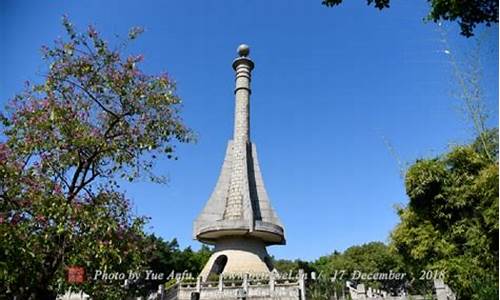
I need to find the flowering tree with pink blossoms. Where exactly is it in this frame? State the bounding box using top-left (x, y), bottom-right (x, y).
top-left (0, 17), bottom-right (193, 299)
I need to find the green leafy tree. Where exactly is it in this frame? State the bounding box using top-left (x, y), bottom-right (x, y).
top-left (322, 0), bottom-right (498, 37)
top-left (272, 257), bottom-right (315, 274)
top-left (138, 235), bottom-right (212, 295)
top-left (390, 129), bottom-right (498, 299)
top-left (312, 242), bottom-right (407, 295)
top-left (307, 276), bottom-right (340, 300)
top-left (0, 17), bottom-right (192, 299)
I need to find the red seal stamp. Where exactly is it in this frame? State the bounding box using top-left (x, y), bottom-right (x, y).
top-left (67, 266), bottom-right (85, 284)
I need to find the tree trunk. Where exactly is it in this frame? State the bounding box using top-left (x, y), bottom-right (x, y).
top-left (33, 288), bottom-right (58, 300)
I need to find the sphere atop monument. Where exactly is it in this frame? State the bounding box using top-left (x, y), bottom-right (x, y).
top-left (237, 44), bottom-right (250, 57)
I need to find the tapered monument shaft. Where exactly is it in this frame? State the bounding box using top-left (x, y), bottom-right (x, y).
top-left (194, 44), bottom-right (284, 279)
top-left (224, 45), bottom-right (254, 220)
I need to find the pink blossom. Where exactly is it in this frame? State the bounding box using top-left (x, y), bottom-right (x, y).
top-left (35, 214), bottom-right (46, 223)
top-left (159, 73), bottom-right (170, 81)
top-left (54, 184), bottom-right (62, 194)
top-left (0, 143), bottom-right (9, 162)
top-left (11, 213), bottom-right (21, 225)
top-left (87, 25), bottom-right (98, 38)
top-left (91, 128), bottom-right (100, 136)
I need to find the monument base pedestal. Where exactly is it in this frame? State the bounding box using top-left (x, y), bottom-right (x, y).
top-left (200, 237), bottom-right (273, 280)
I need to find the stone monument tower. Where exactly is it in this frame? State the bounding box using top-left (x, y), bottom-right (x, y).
top-left (194, 44), bottom-right (285, 279)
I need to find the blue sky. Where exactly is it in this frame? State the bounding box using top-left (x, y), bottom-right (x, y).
top-left (1, 0), bottom-right (498, 261)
